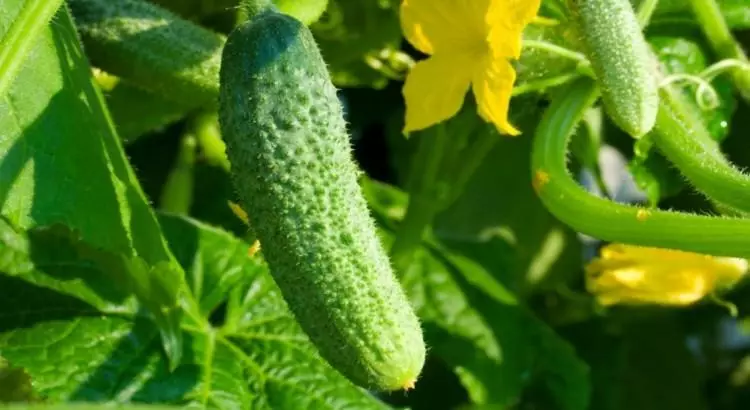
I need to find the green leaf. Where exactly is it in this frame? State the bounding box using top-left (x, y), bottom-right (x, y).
top-left (310, 0), bottom-right (405, 88)
top-left (0, 214), bottom-right (389, 408)
top-left (0, 217), bottom-right (138, 314)
top-left (0, 0), bottom-right (64, 96)
top-left (364, 179), bottom-right (590, 409)
top-left (156, 214), bottom-right (248, 316)
top-left (0, 3), bottom-right (184, 366)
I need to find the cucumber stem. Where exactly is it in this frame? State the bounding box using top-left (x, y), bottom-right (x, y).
top-left (636, 0), bottom-right (660, 28)
top-left (531, 78), bottom-right (750, 259)
top-left (687, 0), bottom-right (750, 102)
top-left (650, 84), bottom-right (750, 214)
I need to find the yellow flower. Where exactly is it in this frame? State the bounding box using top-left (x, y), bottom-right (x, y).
top-left (586, 244), bottom-right (748, 306)
top-left (399, 0), bottom-right (541, 135)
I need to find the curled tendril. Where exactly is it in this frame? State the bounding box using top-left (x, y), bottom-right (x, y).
top-left (659, 74), bottom-right (720, 110)
top-left (660, 59), bottom-right (750, 111)
top-left (700, 58), bottom-right (750, 81)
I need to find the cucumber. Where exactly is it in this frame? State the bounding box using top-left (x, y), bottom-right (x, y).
top-left (569, 0), bottom-right (659, 138)
top-left (218, 10), bottom-right (425, 391)
top-left (68, 0), bottom-right (225, 107)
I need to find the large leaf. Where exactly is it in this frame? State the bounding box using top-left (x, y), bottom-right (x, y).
top-left (0, 214), bottom-right (389, 408)
top-left (0, 3), bottom-right (184, 362)
top-left (364, 179), bottom-right (590, 409)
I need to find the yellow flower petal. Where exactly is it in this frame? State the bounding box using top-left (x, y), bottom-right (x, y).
top-left (402, 53), bottom-right (474, 133)
top-left (471, 57), bottom-right (519, 135)
top-left (585, 244), bottom-right (749, 306)
top-left (400, 0), bottom-right (490, 55)
top-left (486, 0), bottom-right (542, 59)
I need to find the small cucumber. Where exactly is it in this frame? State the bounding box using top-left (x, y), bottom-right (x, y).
top-left (569, 0), bottom-right (659, 138)
top-left (219, 10), bottom-right (425, 391)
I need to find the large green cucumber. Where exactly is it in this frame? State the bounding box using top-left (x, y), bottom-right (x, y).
top-left (218, 9), bottom-right (425, 391)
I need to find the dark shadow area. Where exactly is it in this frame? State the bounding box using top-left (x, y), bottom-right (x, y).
top-left (24, 223), bottom-right (133, 306)
top-left (124, 121), bottom-right (182, 205)
top-left (69, 315), bottom-right (200, 403)
top-left (344, 83), bottom-right (404, 185)
top-left (0, 275), bottom-right (100, 333)
top-left (69, 316), bottom-right (159, 401)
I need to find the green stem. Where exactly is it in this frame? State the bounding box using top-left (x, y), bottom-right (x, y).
top-left (160, 134), bottom-right (197, 214)
top-left (390, 122), bottom-right (500, 272)
top-left (190, 111), bottom-right (230, 171)
top-left (390, 127), bottom-right (449, 272)
top-left (0, 0), bottom-right (64, 97)
top-left (651, 85), bottom-right (750, 213)
top-left (390, 195), bottom-right (443, 272)
top-left (687, 0), bottom-right (750, 102)
top-left (513, 72), bottom-right (583, 96)
top-left (531, 78), bottom-right (750, 259)
top-left (636, 0), bottom-right (660, 28)
top-left (522, 40), bottom-right (594, 76)
top-left (445, 130), bottom-right (498, 205)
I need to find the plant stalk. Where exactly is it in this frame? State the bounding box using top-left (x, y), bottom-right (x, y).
top-left (651, 85), bottom-right (750, 214)
top-left (687, 0), bottom-right (750, 102)
top-left (531, 78), bottom-right (750, 259)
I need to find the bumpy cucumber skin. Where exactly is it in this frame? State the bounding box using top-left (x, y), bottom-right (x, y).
top-left (570, 0), bottom-right (658, 138)
top-left (219, 12), bottom-right (425, 391)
